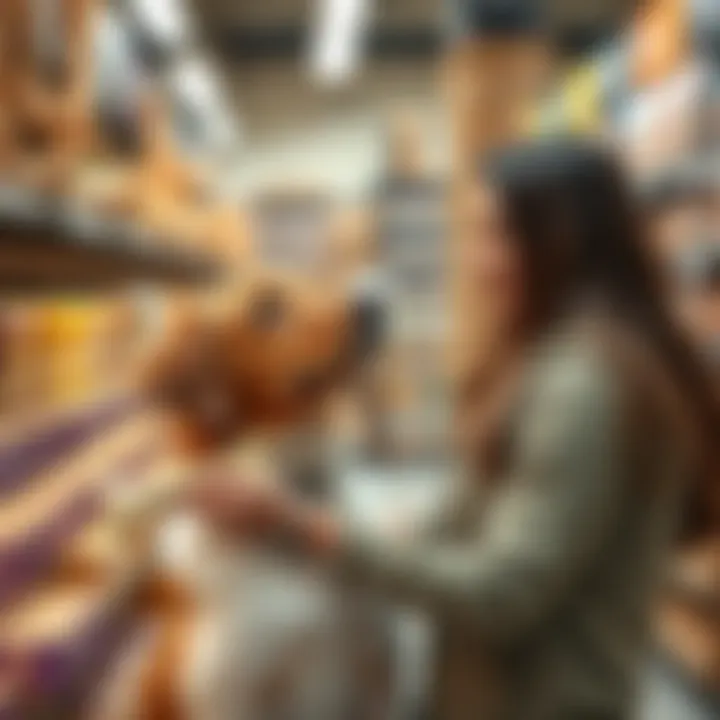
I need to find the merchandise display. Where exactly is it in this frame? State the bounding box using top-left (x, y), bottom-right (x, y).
top-left (0, 0), bottom-right (717, 718)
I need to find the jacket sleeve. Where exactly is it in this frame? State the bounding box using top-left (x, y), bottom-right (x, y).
top-left (332, 343), bottom-right (628, 646)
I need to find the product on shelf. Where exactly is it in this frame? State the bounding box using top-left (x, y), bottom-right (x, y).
top-left (0, 414), bottom-right (157, 605)
top-left (0, 266), bottom-right (385, 717)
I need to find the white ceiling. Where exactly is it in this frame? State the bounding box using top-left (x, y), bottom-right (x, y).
top-left (195, 0), bottom-right (441, 28)
top-left (195, 0), bottom-right (635, 32)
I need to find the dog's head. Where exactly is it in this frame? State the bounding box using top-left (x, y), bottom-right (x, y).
top-left (140, 271), bottom-right (385, 453)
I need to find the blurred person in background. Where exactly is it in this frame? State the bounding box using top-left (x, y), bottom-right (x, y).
top-left (639, 167), bottom-right (720, 720)
top-left (193, 139), bottom-right (719, 720)
top-left (642, 165), bottom-right (720, 375)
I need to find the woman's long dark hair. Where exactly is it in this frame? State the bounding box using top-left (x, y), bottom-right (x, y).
top-left (483, 138), bottom-right (718, 543)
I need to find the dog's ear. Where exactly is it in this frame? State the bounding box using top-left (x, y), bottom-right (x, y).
top-left (134, 302), bottom-right (200, 403)
top-left (136, 301), bottom-right (251, 454)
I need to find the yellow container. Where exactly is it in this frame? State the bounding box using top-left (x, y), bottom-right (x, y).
top-left (564, 63), bottom-right (603, 134)
top-left (44, 301), bottom-right (109, 403)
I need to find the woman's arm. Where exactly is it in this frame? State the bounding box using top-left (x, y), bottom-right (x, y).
top-left (317, 344), bottom-right (627, 646)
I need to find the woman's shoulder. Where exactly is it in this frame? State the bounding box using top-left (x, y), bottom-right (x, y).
top-left (533, 311), bottom-right (694, 453)
top-left (528, 313), bottom-right (620, 406)
top-left (537, 311), bottom-right (669, 392)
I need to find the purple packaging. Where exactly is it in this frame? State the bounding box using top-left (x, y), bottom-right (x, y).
top-left (0, 398), bottom-right (137, 499)
top-left (0, 439), bottom-right (157, 609)
top-left (0, 669), bottom-right (22, 720)
top-left (9, 567), bottom-right (144, 717)
top-left (0, 490), bottom-right (101, 608)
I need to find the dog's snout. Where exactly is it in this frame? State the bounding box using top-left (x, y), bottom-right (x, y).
top-left (146, 361), bottom-right (194, 410)
top-left (350, 275), bottom-right (387, 362)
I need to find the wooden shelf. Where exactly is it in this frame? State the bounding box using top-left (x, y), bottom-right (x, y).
top-left (0, 186), bottom-right (222, 294)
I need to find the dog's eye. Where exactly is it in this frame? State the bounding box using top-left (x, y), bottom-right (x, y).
top-left (294, 369), bottom-right (326, 400)
top-left (249, 290), bottom-right (286, 330)
top-left (153, 371), bottom-right (196, 409)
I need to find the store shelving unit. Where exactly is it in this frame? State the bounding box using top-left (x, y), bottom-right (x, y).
top-left (0, 190), bottom-right (221, 294)
top-left (0, 0), bottom-right (235, 713)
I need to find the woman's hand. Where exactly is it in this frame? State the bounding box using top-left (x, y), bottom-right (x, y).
top-left (191, 472), bottom-right (341, 557)
top-left (191, 472), bottom-right (290, 538)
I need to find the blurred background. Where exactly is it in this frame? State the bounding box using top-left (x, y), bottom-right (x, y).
top-left (0, 1), bottom-right (717, 719)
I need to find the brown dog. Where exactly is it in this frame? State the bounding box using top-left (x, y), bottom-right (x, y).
top-left (77, 270), bottom-right (385, 719)
top-left (139, 270), bottom-right (379, 453)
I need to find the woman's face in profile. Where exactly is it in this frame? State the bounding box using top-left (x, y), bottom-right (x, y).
top-left (465, 182), bottom-right (525, 334)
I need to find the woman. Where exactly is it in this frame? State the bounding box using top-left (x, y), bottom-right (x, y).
top-left (194, 139), bottom-right (719, 720)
